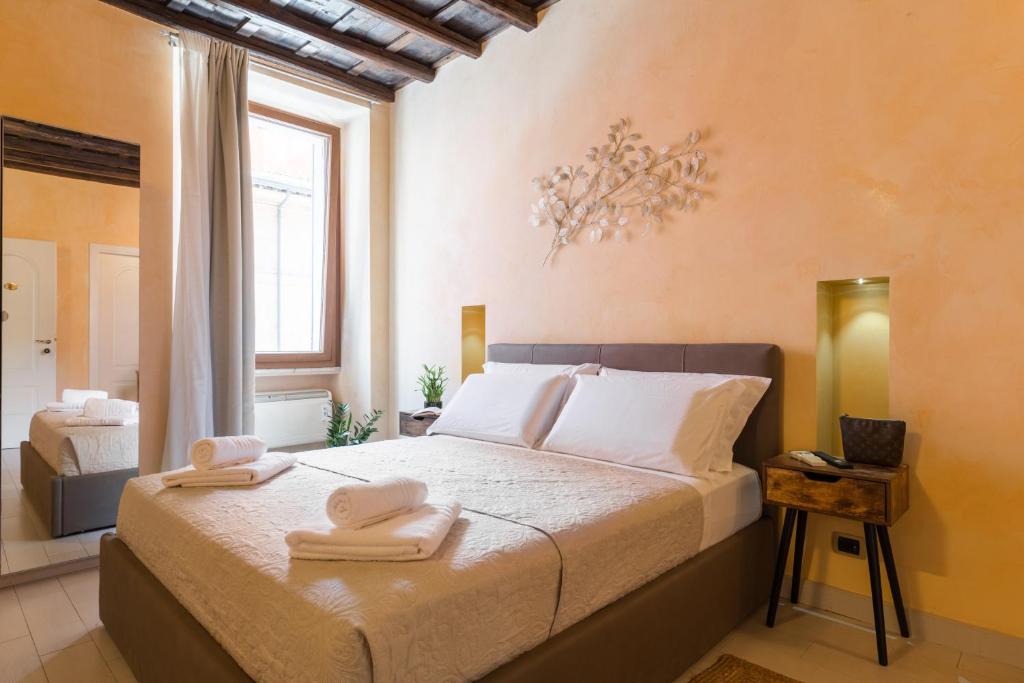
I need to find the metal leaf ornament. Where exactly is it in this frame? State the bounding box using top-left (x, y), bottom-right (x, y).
top-left (530, 119), bottom-right (709, 265)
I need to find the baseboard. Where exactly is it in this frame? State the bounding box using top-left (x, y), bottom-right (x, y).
top-left (786, 575), bottom-right (1024, 671)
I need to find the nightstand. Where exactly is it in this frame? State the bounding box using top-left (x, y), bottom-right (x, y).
top-left (398, 411), bottom-right (438, 437)
top-left (762, 454), bottom-right (910, 666)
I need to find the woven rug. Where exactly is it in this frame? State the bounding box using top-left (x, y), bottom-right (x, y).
top-left (688, 654), bottom-right (801, 682)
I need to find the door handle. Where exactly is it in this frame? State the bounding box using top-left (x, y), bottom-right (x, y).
top-left (34, 339), bottom-right (53, 344)
top-left (3, 282), bottom-right (18, 291)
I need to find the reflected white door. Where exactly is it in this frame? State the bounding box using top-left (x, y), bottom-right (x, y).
top-left (90, 246), bottom-right (139, 400)
top-left (2, 238), bottom-right (58, 448)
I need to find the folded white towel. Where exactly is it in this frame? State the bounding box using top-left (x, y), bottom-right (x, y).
top-left (162, 452), bottom-right (296, 488)
top-left (65, 416), bottom-right (138, 427)
top-left (63, 389), bottom-right (108, 404)
top-left (286, 501), bottom-right (462, 562)
top-left (326, 476), bottom-right (429, 529)
top-left (190, 435), bottom-right (266, 470)
top-left (83, 398), bottom-right (139, 419)
top-left (46, 402), bottom-right (83, 412)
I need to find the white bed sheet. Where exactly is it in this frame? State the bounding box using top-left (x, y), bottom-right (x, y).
top-left (527, 446), bottom-right (762, 551)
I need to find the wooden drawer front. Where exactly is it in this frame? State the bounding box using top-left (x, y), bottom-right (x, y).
top-left (765, 467), bottom-right (887, 524)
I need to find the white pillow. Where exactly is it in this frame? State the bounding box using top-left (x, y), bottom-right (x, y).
top-left (541, 373), bottom-right (768, 477)
top-left (483, 362), bottom-right (601, 377)
top-left (484, 361), bottom-right (600, 410)
top-left (427, 373), bottom-right (569, 448)
top-left (599, 368), bottom-right (771, 472)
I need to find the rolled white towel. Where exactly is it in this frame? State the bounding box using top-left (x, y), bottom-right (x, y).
top-left (326, 477), bottom-right (429, 529)
top-left (83, 398), bottom-right (139, 419)
top-left (286, 501), bottom-right (462, 561)
top-left (47, 402), bottom-right (83, 412)
top-left (65, 416), bottom-right (138, 427)
top-left (162, 452), bottom-right (296, 488)
top-left (63, 389), bottom-right (108, 404)
top-left (190, 435), bottom-right (266, 470)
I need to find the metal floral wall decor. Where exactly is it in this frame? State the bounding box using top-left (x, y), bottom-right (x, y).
top-left (530, 118), bottom-right (709, 265)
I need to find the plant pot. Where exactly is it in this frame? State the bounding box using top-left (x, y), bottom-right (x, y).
top-left (424, 401), bottom-right (442, 409)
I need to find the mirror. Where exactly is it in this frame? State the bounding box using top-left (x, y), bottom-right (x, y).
top-left (1, 117), bottom-right (140, 580)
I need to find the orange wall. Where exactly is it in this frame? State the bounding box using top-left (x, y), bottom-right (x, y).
top-left (4, 169), bottom-right (139, 396)
top-left (392, 0), bottom-right (1024, 636)
top-left (0, 0), bottom-right (173, 474)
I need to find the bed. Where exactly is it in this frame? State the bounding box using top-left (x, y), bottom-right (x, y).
top-left (99, 343), bottom-right (781, 682)
top-left (20, 409), bottom-right (139, 537)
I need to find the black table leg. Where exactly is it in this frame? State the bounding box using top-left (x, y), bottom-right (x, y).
top-left (790, 510), bottom-right (808, 604)
top-left (864, 524), bottom-right (888, 665)
top-left (766, 508), bottom-right (797, 627)
top-left (877, 526), bottom-right (910, 637)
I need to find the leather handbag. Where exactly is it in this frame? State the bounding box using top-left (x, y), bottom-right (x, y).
top-left (839, 414), bottom-right (906, 467)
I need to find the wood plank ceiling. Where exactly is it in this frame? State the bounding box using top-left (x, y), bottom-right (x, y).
top-left (98, 0), bottom-right (560, 103)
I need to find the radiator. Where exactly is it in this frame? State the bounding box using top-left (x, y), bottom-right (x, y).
top-left (254, 389), bottom-right (333, 449)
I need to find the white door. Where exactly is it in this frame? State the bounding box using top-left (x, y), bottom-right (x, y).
top-left (90, 246), bottom-right (140, 400)
top-left (2, 238), bottom-right (58, 448)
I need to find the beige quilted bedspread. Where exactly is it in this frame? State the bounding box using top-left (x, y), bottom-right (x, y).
top-left (29, 410), bottom-right (138, 475)
top-left (116, 436), bottom-right (704, 682)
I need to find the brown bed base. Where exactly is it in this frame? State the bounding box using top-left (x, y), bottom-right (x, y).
top-left (100, 518), bottom-right (774, 683)
top-left (20, 441), bottom-right (137, 537)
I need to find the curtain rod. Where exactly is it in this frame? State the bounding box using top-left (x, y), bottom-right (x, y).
top-left (160, 29), bottom-right (180, 47)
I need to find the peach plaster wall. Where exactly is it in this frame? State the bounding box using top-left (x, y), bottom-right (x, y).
top-left (390, 0), bottom-right (1024, 637)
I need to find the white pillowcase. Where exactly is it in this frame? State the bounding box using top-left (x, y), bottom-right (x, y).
top-left (482, 361), bottom-right (601, 377)
top-left (541, 372), bottom-right (770, 477)
top-left (599, 368), bottom-right (771, 472)
top-left (427, 373), bottom-right (570, 448)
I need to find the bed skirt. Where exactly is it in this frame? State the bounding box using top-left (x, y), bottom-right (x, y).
top-left (20, 441), bottom-right (137, 537)
top-left (99, 515), bottom-right (775, 682)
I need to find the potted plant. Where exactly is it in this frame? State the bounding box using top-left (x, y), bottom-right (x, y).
top-left (325, 402), bottom-right (383, 447)
top-left (416, 365), bottom-right (448, 409)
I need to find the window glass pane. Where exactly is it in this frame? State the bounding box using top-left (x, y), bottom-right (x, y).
top-left (250, 113), bottom-right (329, 355)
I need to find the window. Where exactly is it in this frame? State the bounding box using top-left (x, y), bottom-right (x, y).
top-left (249, 103), bottom-right (340, 368)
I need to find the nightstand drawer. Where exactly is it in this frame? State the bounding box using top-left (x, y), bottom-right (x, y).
top-left (765, 466), bottom-right (887, 524)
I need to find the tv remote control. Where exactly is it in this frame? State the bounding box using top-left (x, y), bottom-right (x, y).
top-left (813, 450), bottom-right (854, 469)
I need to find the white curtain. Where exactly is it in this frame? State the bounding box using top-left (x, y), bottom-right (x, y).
top-left (163, 31), bottom-right (255, 471)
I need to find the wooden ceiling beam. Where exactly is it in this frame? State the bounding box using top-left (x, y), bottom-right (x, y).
top-left (461, 0), bottom-right (537, 31)
top-left (223, 0), bottom-right (435, 83)
top-left (97, 0), bottom-right (396, 103)
top-left (342, 0), bottom-right (483, 58)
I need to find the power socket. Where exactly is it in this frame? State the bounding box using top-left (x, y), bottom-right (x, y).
top-left (832, 532), bottom-right (865, 559)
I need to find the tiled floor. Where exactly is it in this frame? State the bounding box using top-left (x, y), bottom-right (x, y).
top-left (678, 602), bottom-right (1024, 683)
top-left (0, 568), bottom-right (134, 683)
top-left (1, 449), bottom-right (110, 576)
top-left (3, 568), bottom-right (1022, 683)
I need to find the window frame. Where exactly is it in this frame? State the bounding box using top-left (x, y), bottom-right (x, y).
top-left (249, 102), bottom-right (342, 370)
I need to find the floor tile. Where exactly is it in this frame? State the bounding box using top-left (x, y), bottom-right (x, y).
top-left (90, 625), bottom-right (122, 665)
top-left (60, 569), bottom-right (101, 628)
top-left (0, 588), bottom-right (30, 644)
top-left (41, 639), bottom-right (115, 683)
top-left (15, 577), bottom-right (89, 655)
top-left (106, 655), bottom-right (138, 683)
top-left (0, 635), bottom-right (47, 683)
top-left (959, 653), bottom-right (1024, 683)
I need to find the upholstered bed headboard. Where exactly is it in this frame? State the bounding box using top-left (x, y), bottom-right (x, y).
top-left (487, 343), bottom-right (782, 471)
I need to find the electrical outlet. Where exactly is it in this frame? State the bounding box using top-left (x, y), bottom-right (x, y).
top-left (832, 532), bottom-right (865, 559)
